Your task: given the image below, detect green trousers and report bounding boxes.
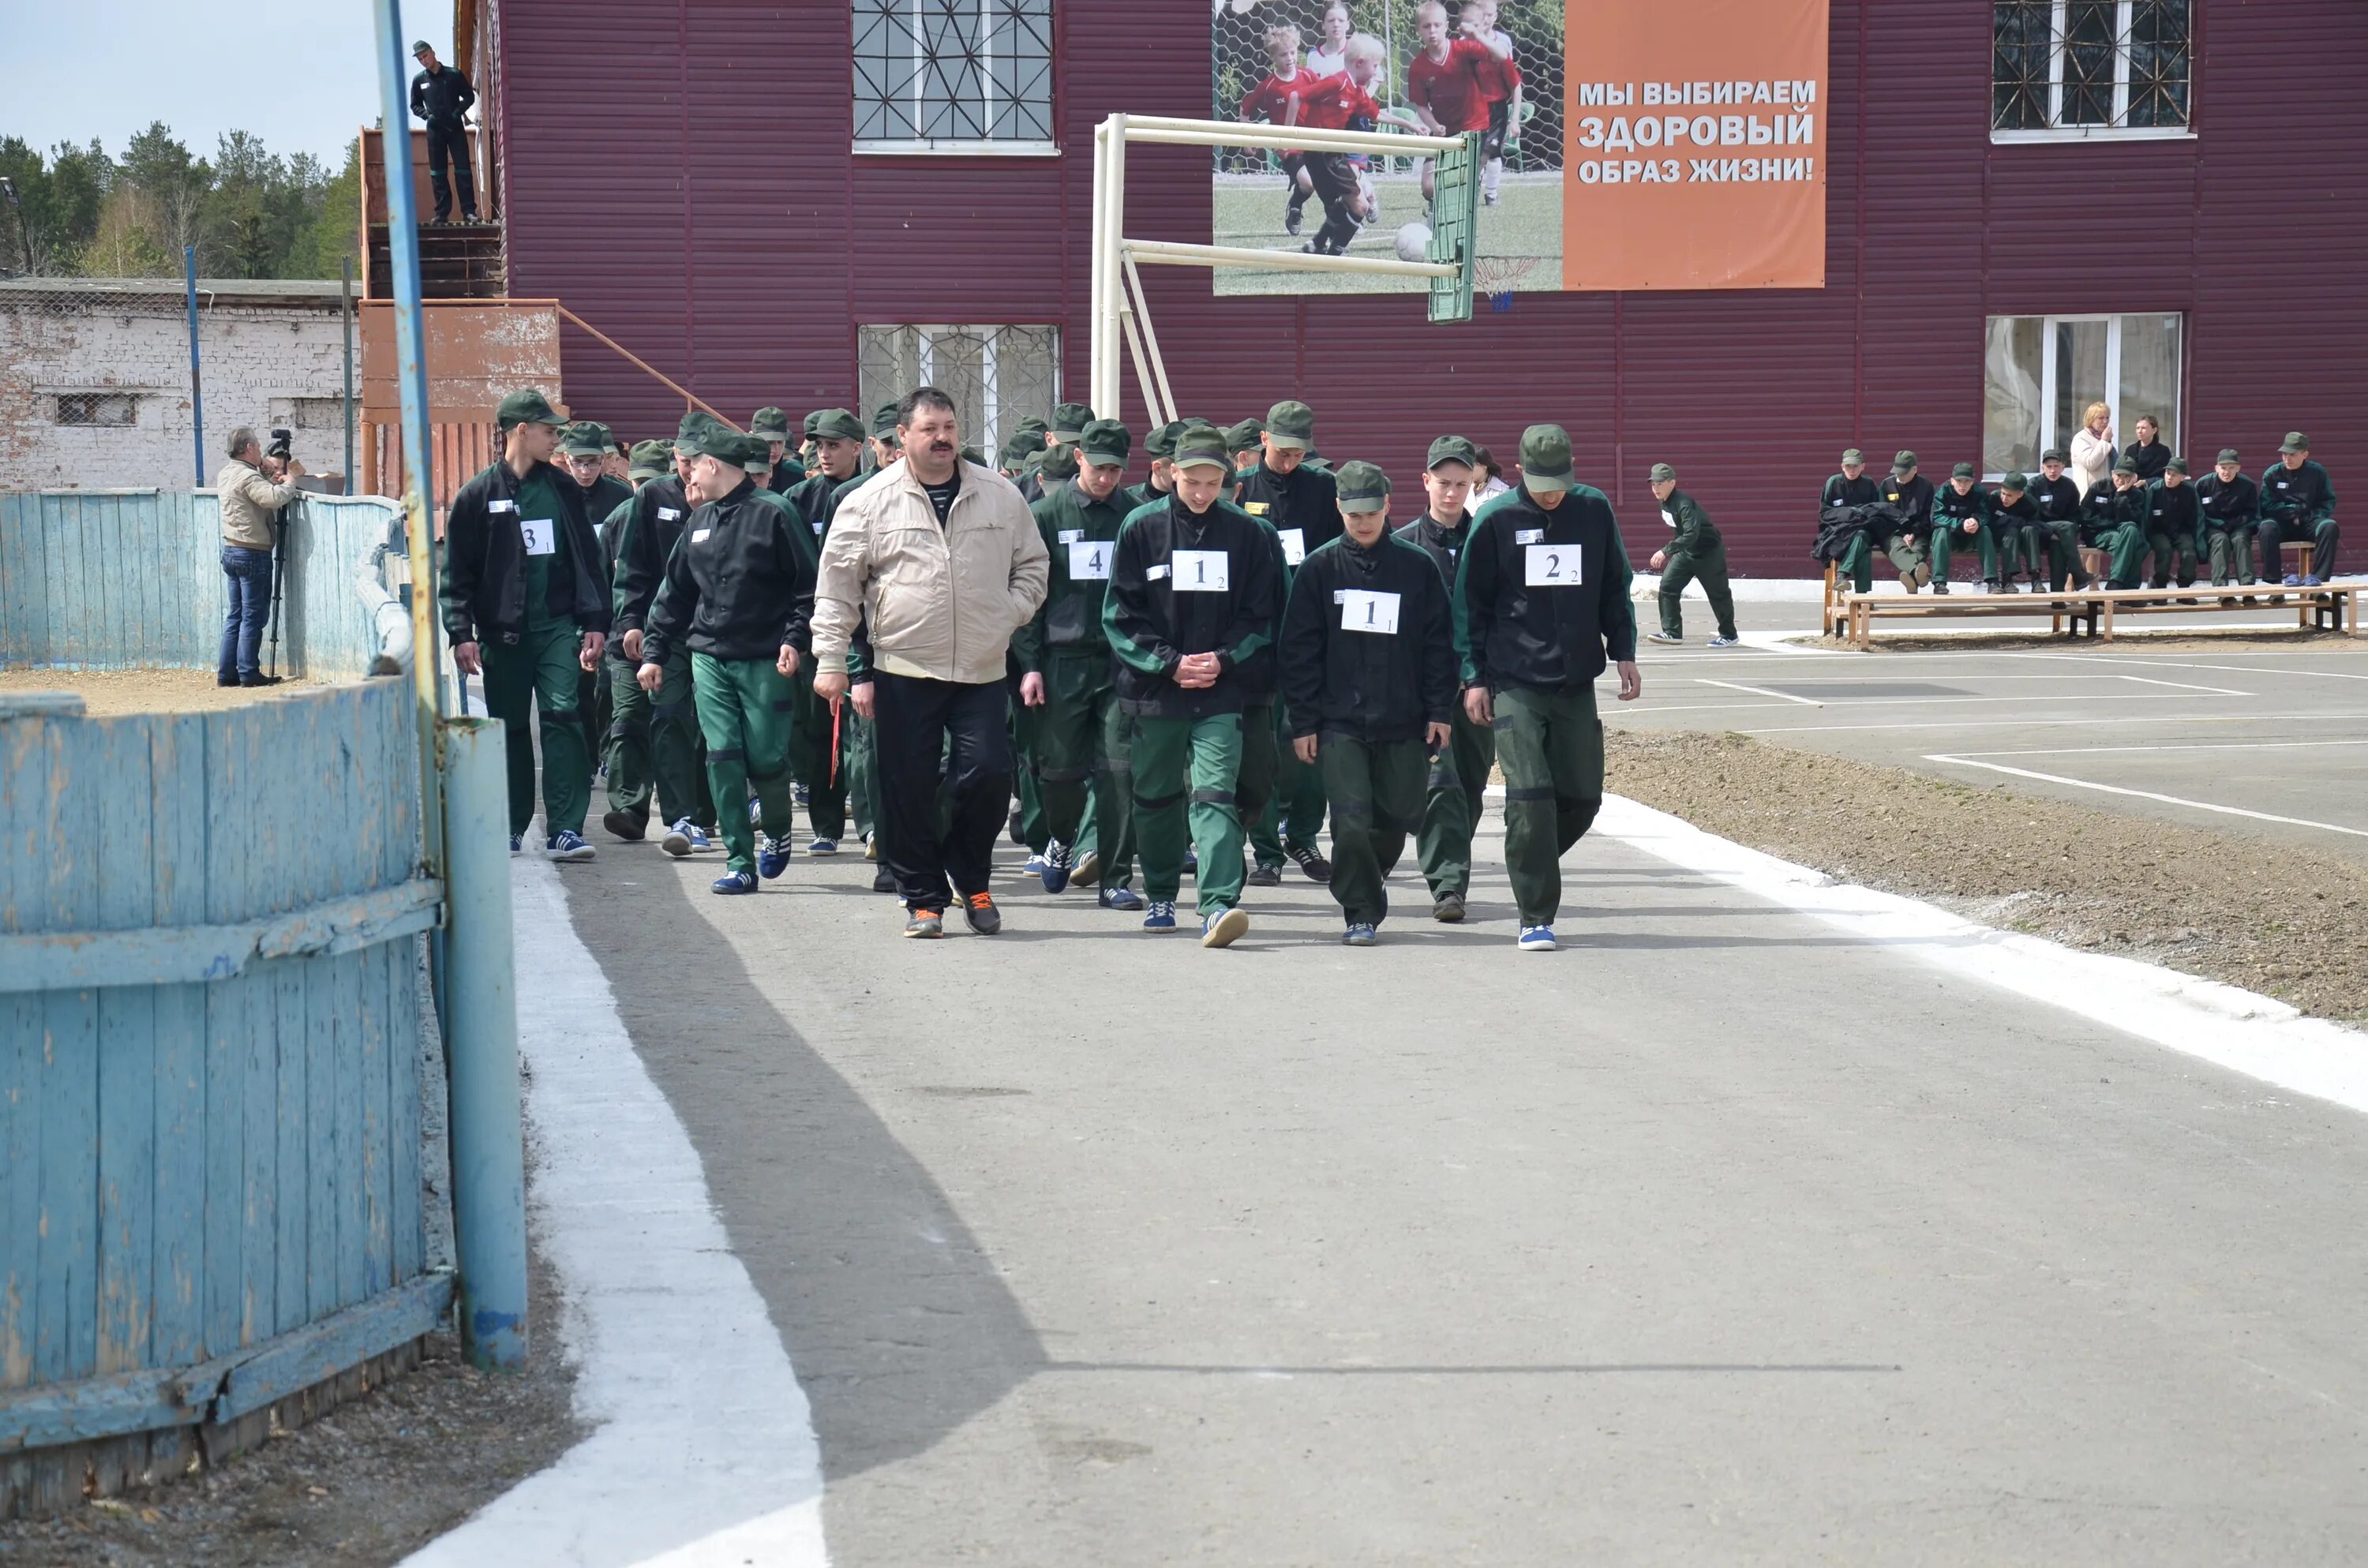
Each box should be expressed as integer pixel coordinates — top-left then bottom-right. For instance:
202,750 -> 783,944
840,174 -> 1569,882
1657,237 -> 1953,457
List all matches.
1132,712 -> 1246,915
1883,531 -> 1928,584
483,623 -> 590,840
789,669 -> 849,841
1317,736 -> 1427,928
2089,523 -> 2150,588
1493,684 -> 1606,928
1834,533 -> 1875,595
1240,700 -> 1286,870
1010,693 -> 1049,854
1037,650 -> 1135,885
1418,705 -> 1495,899
2145,529 -> 2200,589
691,653 -> 798,875
605,650 -> 707,830
1658,544 -> 1737,639
848,706 -> 879,843
2206,525 -> 2259,586
1280,711 -> 1328,849
1929,521 -> 1999,583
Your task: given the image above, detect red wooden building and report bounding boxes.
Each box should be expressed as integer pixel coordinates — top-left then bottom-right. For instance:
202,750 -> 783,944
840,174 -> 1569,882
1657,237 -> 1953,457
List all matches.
455,1 -> 2364,575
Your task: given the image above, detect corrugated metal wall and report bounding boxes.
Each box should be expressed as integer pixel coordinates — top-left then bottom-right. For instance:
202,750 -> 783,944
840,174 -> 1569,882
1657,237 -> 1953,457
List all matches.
496,0 -> 2367,576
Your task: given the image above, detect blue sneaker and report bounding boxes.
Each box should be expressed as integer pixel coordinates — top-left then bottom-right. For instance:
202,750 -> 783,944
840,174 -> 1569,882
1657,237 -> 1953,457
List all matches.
1098,885 -> 1145,911
1343,923 -> 1378,947
686,822 -> 713,852
747,796 -> 762,829
509,833 -> 522,854
807,837 -> 838,856
1141,900 -> 1178,933
794,782 -> 811,807
710,870 -> 759,895
2283,572 -> 2303,587
1201,907 -> 1250,949
1517,924 -> 1557,952
1070,848 -> 1102,888
1024,851 -> 1051,878
546,830 -> 596,863
661,819 -> 694,857
2302,574 -> 2325,588
758,836 -> 792,880
1042,839 -> 1073,893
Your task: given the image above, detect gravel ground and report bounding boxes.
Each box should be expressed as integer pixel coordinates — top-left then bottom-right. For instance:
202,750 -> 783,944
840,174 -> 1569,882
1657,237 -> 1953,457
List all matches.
0,1246 -> 580,1568
1609,728 -> 2368,1024
0,668 -> 323,714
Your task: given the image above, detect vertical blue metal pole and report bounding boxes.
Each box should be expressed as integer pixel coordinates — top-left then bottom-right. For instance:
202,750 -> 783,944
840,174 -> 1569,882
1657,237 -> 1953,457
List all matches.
184,247 -> 204,487
437,718 -> 526,1370
341,255 -> 356,492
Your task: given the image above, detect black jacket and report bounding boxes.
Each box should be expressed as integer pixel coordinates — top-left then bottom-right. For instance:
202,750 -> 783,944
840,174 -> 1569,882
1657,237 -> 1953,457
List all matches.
440,459 -> 609,645
2029,473 -> 2082,527
610,475 -> 695,649
1280,533 -> 1457,743
1815,503 -> 1896,563
1103,494 -> 1282,720
1015,479 -> 1133,670
1236,460 -> 1345,565
410,64 -> 476,125
1454,484 -> 1637,694
1992,492 -> 2040,533
2260,459 -> 2336,526
783,468 -> 865,541
2126,438 -> 2172,482
574,474 -> 632,578
643,478 -> 816,665
2080,479 -> 2150,543
1877,473 -> 1936,533
2145,481 -> 2201,545
1395,511 -> 1475,597
2196,472 -> 2260,530
1821,473 -> 1879,512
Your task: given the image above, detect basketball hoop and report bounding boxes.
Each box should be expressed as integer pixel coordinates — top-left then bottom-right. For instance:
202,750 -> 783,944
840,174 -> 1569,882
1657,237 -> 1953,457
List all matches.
1474,255 -> 1538,312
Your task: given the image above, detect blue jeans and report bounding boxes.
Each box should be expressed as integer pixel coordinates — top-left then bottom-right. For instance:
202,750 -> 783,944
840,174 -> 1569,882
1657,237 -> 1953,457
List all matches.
219,544 -> 274,680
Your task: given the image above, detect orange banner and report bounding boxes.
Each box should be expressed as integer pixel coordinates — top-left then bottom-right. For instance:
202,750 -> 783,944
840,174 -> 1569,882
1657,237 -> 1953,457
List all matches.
1561,0 -> 1828,290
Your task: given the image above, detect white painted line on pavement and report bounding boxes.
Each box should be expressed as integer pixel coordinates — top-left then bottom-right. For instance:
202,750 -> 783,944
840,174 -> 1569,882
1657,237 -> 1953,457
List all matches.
1593,795 -> 2368,1117
1729,709 -> 2368,735
2118,675 -> 2253,696
1920,755 -> 2368,840
1946,739 -> 2368,758
2004,650 -> 2368,683
401,859 -> 830,1568
1695,678 -> 1823,707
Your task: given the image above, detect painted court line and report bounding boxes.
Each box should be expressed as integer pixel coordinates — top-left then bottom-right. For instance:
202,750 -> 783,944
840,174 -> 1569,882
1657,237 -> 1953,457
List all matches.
1920,755 -> 2368,841
2118,675 -> 2253,696
1594,795 -> 2368,1117
402,859 -> 830,1568
1729,709 -> 2368,735
1947,739 -> 2368,759
1695,678 -> 1823,707
2004,649 -> 2368,683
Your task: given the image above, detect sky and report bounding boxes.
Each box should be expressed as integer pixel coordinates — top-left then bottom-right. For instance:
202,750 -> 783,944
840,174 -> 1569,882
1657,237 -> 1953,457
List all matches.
1,0 -> 458,168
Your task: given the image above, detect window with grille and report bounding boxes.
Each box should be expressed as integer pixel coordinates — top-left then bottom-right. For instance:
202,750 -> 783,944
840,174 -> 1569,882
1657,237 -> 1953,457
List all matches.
858,326 -> 1060,457
53,392 -> 139,427
853,0 -> 1056,153
1983,312 -> 2183,479
1994,2 -> 2190,137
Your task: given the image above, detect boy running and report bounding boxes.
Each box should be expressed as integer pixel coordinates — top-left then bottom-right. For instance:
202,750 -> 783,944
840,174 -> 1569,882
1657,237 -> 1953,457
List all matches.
1406,1 -> 1511,211
1238,23 -> 1317,238
1469,0 -> 1523,205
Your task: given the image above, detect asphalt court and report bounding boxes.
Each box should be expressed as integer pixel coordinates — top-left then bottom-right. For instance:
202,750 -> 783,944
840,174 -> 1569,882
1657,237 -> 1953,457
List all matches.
1615,609 -> 2368,859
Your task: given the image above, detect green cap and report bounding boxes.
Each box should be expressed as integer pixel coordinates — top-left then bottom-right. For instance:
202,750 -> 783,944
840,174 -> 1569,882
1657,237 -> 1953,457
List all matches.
563,421 -> 612,457
2000,472 -> 2029,491
2042,447 -> 2069,464
810,407 -> 864,443
1334,459 -> 1391,512
1079,417 -> 1131,466
674,410 -> 728,459
871,400 -> 901,438
959,444 -> 987,467
1841,447 -> 1866,464
2216,447 -> 2242,466
627,440 -> 670,481
1049,402 -> 1095,441
2281,431 -> 2310,454
1950,462 -> 1976,479
1647,462 -> 1677,484
1145,421 -> 1182,460
1014,414 -> 1049,442
1893,450 -> 1917,472
1426,434 -> 1479,470
1036,443 -> 1081,483
412,39 -> 433,54
1518,424 -> 1574,493
999,427 -> 1047,467
1172,425 -> 1232,472
708,430 -> 768,470
2113,455 -> 2140,475
1265,400 -> 1314,451
801,410 -> 822,437
496,389 -> 566,430
750,406 -> 792,443
1224,417 -> 1266,455
2166,455 -> 2190,476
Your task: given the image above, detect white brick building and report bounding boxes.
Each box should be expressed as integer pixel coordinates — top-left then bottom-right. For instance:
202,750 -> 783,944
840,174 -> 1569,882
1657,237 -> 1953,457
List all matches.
0,277 -> 355,492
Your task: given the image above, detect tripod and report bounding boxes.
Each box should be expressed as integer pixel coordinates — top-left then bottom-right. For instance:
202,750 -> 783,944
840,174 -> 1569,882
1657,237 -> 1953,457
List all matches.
266,504 -> 289,679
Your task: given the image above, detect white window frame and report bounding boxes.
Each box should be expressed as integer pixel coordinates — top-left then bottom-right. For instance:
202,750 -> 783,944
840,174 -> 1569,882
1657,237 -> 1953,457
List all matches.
1991,0 -> 2194,144
1983,312 -> 2184,483
852,0 -> 1058,157
858,324 -> 1061,457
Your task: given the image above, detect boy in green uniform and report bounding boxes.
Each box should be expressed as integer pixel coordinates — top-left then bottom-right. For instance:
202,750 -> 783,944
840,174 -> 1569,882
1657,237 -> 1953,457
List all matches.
751,407 -> 804,492
639,429 -> 816,893
2196,449 -> 2261,590
1929,462 -> 2000,593
1235,399 -> 1341,882
563,421 -> 632,771
1225,417 -> 1266,485
1989,473 -> 2044,594
2143,457 -> 2202,593
781,409 -> 871,854
1396,434 -> 1493,922
608,417 -> 719,852
1820,449 -> 1881,593
1643,462 -> 1740,645
2079,456 -> 2153,589
1280,461 -> 1456,945
1017,422 -> 1143,908
2260,432 -> 2340,585
1103,425 -> 1283,948
1454,424 -> 1642,951
441,390 -> 612,859
1122,421 -> 1182,512
2026,449 -> 2089,591
1878,452 -> 1937,592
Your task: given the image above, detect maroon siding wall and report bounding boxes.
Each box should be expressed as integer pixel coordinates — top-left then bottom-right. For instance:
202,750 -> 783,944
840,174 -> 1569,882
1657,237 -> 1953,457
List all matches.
495,0 -> 2367,577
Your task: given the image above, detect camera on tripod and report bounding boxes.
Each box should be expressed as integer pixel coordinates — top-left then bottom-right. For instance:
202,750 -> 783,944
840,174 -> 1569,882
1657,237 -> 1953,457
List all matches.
267,427 -> 294,463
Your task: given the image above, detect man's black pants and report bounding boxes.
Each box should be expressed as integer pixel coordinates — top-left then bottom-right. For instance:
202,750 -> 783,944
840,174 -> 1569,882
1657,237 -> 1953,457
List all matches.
425,118 -> 477,220
872,671 -> 1010,914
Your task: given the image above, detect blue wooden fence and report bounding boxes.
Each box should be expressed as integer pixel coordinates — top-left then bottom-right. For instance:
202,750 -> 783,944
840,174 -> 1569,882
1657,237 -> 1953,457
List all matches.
0,670 -> 445,1514
0,490 -> 403,682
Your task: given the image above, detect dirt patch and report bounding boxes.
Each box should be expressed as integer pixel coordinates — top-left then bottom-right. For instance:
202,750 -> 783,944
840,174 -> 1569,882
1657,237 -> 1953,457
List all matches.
1609,728 -> 2368,1024
0,1248 -> 581,1568
0,668 -> 327,715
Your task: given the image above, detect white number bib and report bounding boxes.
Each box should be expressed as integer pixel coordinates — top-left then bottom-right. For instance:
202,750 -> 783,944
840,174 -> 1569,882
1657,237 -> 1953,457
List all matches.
1067,539 -> 1112,581
1278,527 -> 1306,567
1525,543 -> 1582,587
520,517 -> 557,557
1336,589 -> 1400,634
1173,549 -> 1230,592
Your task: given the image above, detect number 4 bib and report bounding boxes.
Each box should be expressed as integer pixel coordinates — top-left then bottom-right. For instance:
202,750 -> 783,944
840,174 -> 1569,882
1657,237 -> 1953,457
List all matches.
1524,543 -> 1581,586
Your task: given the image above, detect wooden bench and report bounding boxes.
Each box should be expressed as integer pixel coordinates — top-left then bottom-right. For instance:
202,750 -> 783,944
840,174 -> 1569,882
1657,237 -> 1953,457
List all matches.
1838,579 -> 2361,648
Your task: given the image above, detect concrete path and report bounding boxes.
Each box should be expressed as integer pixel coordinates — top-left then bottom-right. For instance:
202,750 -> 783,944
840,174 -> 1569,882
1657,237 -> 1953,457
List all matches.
550,792 -> 2368,1564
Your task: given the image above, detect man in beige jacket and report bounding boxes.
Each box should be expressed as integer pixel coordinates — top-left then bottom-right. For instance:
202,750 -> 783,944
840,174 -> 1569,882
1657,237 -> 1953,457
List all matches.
814,387 -> 1049,938
213,426 -> 305,686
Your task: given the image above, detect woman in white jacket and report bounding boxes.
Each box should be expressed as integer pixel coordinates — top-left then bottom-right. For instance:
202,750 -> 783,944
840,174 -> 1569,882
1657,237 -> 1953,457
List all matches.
2070,402 -> 2115,498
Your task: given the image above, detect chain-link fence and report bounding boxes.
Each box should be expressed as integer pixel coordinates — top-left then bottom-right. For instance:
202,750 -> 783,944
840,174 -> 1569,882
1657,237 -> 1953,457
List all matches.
857,324 -> 1062,458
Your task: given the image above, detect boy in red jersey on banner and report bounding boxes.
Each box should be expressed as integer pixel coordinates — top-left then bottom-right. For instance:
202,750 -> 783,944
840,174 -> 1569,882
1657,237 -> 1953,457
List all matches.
1468,0 -> 1523,205
1238,22 -> 1318,239
1292,47 -> 1384,254
1405,1 -> 1512,213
